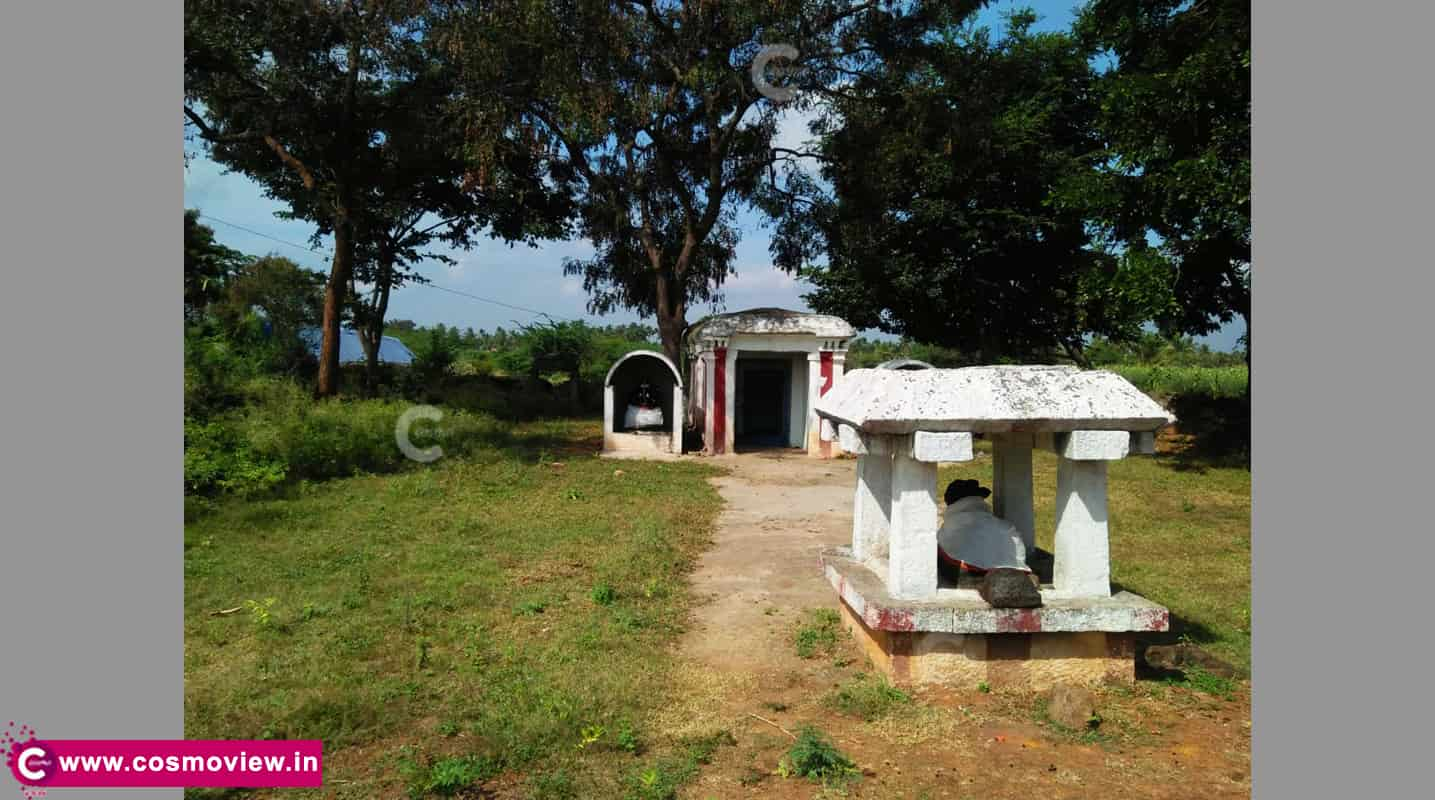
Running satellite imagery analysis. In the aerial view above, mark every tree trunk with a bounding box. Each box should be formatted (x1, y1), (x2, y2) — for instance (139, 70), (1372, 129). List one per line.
(656, 310), (686, 368)
(316, 211), (354, 398)
(356, 267), (393, 396)
(357, 328), (380, 395)
(653, 272), (687, 367)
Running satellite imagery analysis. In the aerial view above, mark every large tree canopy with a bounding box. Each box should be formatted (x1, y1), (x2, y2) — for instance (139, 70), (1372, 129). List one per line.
(441, 0), (924, 365)
(766, 8), (1146, 363)
(1059, 0), (1251, 346)
(766, 1), (1250, 364)
(185, 0), (564, 395)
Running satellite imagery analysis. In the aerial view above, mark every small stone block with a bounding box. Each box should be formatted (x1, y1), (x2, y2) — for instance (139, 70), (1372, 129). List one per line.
(979, 569), (1043, 608)
(1055, 430), (1129, 460)
(1130, 430), (1156, 454)
(1047, 684), (1099, 730)
(911, 431), (974, 462)
(1142, 643), (1237, 678)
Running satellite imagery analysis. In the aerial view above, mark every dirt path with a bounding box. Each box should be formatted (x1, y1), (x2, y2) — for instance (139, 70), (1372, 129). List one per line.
(679, 452), (854, 672)
(661, 451), (1251, 799)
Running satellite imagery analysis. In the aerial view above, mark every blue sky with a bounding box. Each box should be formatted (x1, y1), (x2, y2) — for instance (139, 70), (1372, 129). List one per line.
(182, 0), (1245, 351)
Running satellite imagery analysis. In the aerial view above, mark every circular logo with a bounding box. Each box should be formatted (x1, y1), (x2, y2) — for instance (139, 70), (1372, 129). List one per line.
(751, 44), (801, 103)
(396, 405), (445, 463)
(11, 741), (57, 786)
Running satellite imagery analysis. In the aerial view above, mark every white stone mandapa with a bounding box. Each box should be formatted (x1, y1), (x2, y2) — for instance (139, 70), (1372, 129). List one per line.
(814, 365), (1173, 434)
(839, 424), (893, 456)
(1053, 456), (1111, 597)
(911, 431), (974, 462)
(991, 435), (1036, 553)
(1053, 430), (1130, 461)
(888, 449), (939, 599)
(852, 452), (892, 562)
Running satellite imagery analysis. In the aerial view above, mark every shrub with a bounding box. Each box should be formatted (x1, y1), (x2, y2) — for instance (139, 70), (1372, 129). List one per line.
(777, 726), (858, 785)
(1106, 365), (1249, 400)
(184, 375), (502, 499)
(183, 416), (287, 497)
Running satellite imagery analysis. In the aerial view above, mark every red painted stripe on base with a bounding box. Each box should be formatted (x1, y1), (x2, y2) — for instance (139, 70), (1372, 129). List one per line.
(995, 609), (1043, 633)
(875, 606), (916, 632)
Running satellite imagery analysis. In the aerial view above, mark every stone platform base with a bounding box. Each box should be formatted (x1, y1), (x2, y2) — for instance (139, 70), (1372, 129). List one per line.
(839, 599), (1137, 688)
(601, 430), (679, 458)
(822, 546), (1168, 689)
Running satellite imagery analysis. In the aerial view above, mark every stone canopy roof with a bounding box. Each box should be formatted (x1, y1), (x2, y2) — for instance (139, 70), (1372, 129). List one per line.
(686, 307), (856, 342)
(814, 365), (1174, 434)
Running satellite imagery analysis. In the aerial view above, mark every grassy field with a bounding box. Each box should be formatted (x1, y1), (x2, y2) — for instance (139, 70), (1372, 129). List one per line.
(184, 419), (725, 798)
(185, 416), (1250, 798)
(940, 439), (1252, 671)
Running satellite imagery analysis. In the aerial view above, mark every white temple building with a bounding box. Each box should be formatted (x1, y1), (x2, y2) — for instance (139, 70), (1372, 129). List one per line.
(685, 308), (856, 456)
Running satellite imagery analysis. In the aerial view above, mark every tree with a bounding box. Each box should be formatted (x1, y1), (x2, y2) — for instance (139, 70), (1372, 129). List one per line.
(186, 0), (561, 396)
(766, 9), (1145, 363)
(185, 0), (426, 395)
(217, 254), (328, 342)
(184, 209), (250, 322)
(1059, 0), (1251, 359)
(442, 0), (909, 365)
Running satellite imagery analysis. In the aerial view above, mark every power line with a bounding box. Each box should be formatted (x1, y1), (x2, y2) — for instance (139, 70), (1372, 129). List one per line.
(197, 212), (575, 321)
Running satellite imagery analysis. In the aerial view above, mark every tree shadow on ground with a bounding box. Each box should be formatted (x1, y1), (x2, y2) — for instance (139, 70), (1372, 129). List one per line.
(1155, 392), (1250, 473)
(452, 422), (603, 464)
(1109, 585), (1243, 680)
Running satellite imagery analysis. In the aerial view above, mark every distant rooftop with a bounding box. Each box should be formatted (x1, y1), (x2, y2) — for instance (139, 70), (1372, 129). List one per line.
(300, 327), (415, 365)
(686, 307), (856, 342)
(814, 365), (1174, 434)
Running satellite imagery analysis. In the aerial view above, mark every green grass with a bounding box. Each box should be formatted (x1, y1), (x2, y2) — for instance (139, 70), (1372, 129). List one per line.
(939, 439), (1251, 672)
(185, 418), (724, 798)
(824, 674), (911, 721)
(777, 726), (860, 787)
(1107, 364), (1249, 400)
(792, 607), (843, 659)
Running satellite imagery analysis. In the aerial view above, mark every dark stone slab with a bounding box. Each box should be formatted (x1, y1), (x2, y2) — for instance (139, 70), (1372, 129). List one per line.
(980, 569), (1043, 608)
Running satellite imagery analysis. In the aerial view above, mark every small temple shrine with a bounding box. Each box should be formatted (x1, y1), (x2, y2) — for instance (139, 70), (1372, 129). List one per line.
(602, 350), (685, 456)
(814, 365), (1175, 687)
(685, 308), (855, 456)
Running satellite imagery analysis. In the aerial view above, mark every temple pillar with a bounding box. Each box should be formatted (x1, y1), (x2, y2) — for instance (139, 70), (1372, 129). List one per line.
(992, 434), (1036, 553)
(889, 438), (939, 599)
(1053, 456), (1111, 597)
(842, 426), (892, 562)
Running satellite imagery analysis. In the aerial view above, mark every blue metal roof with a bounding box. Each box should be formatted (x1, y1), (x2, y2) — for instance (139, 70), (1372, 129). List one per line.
(300, 327), (415, 365)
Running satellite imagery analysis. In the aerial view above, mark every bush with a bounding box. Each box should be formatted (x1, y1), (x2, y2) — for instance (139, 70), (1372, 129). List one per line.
(1108, 365), (1249, 400)
(184, 376), (501, 498)
(184, 416), (287, 497)
(777, 726), (858, 785)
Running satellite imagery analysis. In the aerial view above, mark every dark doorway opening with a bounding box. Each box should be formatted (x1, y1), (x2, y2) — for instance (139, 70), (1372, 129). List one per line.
(736, 357), (792, 449)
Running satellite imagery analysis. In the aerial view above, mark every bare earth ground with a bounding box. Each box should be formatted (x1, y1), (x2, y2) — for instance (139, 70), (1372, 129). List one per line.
(658, 450), (1251, 800)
